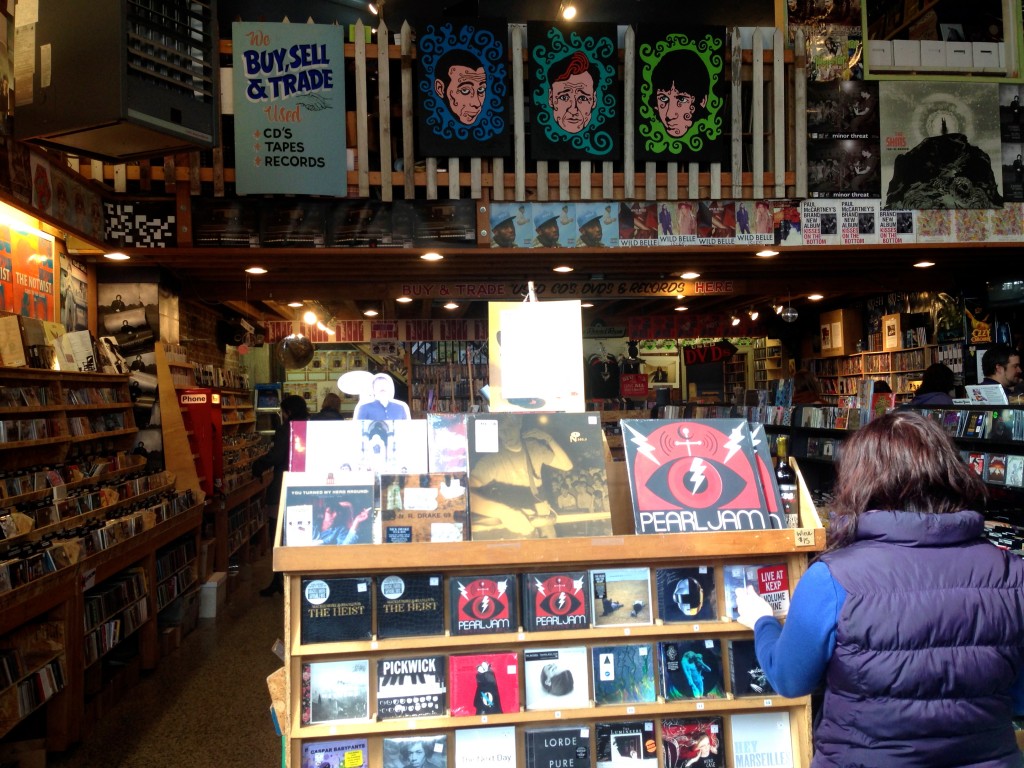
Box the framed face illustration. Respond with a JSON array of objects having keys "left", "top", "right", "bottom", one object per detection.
[
  {"left": 529, "top": 22, "right": 621, "bottom": 162},
  {"left": 635, "top": 27, "right": 727, "bottom": 164},
  {"left": 416, "top": 19, "right": 511, "bottom": 157}
]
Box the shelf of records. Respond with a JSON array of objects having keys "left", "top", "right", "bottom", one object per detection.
[
  {"left": 83, "top": 566, "right": 149, "bottom": 667},
  {"left": 0, "top": 481, "right": 199, "bottom": 596},
  {"left": 0, "top": 618, "right": 66, "bottom": 739},
  {"left": 162, "top": 342, "right": 250, "bottom": 390},
  {"left": 808, "top": 346, "right": 936, "bottom": 398},
  {"left": 272, "top": 413, "right": 821, "bottom": 550},
  {"left": 226, "top": 496, "right": 268, "bottom": 560}
]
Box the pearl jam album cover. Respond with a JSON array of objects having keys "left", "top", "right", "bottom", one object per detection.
[
  {"left": 747, "top": 422, "right": 787, "bottom": 529},
  {"left": 448, "top": 573, "right": 519, "bottom": 636},
  {"left": 524, "top": 726, "right": 591, "bottom": 768},
  {"left": 661, "top": 717, "right": 725, "bottom": 768},
  {"left": 467, "top": 413, "right": 612, "bottom": 541},
  {"left": 521, "top": 570, "right": 590, "bottom": 632},
  {"left": 657, "top": 639, "right": 725, "bottom": 701},
  {"left": 299, "top": 576, "right": 373, "bottom": 645},
  {"left": 376, "top": 654, "right": 447, "bottom": 720},
  {"left": 655, "top": 566, "right": 717, "bottom": 623},
  {"left": 620, "top": 419, "right": 770, "bottom": 535},
  {"left": 596, "top": 720, "right": 657, "bottom": 768},
  {"left": 448, "top": 652, "right": 520, "bottom": 716}
]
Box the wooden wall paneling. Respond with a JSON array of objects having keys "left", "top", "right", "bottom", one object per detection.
[
  {"left": 559, "top": 161, "right": 570, "bottom": 199},
  {"left": 161, "top": 155, "right": 174, "bottom": 193},
  {"left": 772, "top": 28, "right": 786, "bottom": 197},
  {"left": 602, "top": 160, "right": 613, "bottom": 199},
  {"left": 666, "top": 162, "right": 678, "bottom": 200},
  {"left": 471, "top": 158, "right": 482, "bottom": 199},
  {"left": 645, "top": 162, "right": 656, "bottom": 200},
  {"left": 426, "top": 157, "right": 438, "bottom": 199},
  {"left": 449, "top": 157, "right": 461, "bottom": 198},
  {"left": 355, "top": 21, "right": 370, "bottom": 197},
  {"left": 537, "top": 162, "right": 549, "bottom": 201},
  {"left": 512, "top": 24, "right": 527, "bottom": 202},
  {"left": 710, "top": 163, "right": 722, "bottom": 200},
  {"left": 688, "top": 161, "right": 699, "bottom": 199},
  {"left": 794, "top": 28, "right": 808, "bottom": 198},
  {"left": 580, "top": 161, "right": 591, "bottom": 199},
  {"left": 751, "top": 28, "right": 765, "bottom": 199},
  {"left": 377, "top": 20, "right": 394, "bottom": 202},
  {"left": 401, "top": 22, "right": 415, "bottom": 200},
  {"left": 731, "top": 28, "right": 744, "bottom": 199},
  {"left": 622, "top": 26, "right": 636, "bottom": 200}
]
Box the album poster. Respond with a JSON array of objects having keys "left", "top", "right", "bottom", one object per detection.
[
  {"left": 880, "top": 81, "right": 1002, "bottom": 210},
  {"left": 696, "top": 200, "right": 735, "bottom": 245},
  {"left": 416, "top": 19, "right": 511, "bottom": 158},
  {"left": 528, "top": 21, "right": 620, "bottom": 161},
  {"left": 669, "top": 200, "right": 701, "bottom": 245},
  {"left": 576, "top": 202, "right": 619, "bottom": 248},
  {"left": 379, "top": 473, "right": 468, "bottom": 544},
  {"left": 807, "top": 81, "right": 880, "bottom": 198},
  {"left": 489, "top": 202, "right": 535, "bottom": 248},
  {"left": 530, "top": 202, "right": 578, "bottom": 248},
  {"left": 772, "top": 199, "right": 802, "bottom": 245},
  {"left": 877, "top": 208, "right": 916, "bottom": 244},
  {"left": 999, "top": 85, "right": 1024, "bottom": 202},
  {"left": 800, "top": 199, "right": 841, "bottom": 246},
  {"left": 635, "top": 26, "right": 727, "bottom": 164},
  {"left": 618, "top": 201, "right": 659, "bottom": 247},
  {"left": 733, "top": 200, "right": 774, "bottom": 246}
]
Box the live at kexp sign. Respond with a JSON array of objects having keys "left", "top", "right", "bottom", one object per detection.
[{"left": 396, "top": 279, "right": 737, "bottom": 301}]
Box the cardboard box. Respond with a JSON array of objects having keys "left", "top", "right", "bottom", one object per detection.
[
  {"left": 946, "top": 42, "right": 973, "bottom": 69},
  {"left": 973, "top": 42, "right": 1000, "bottom": 69},
  {"left": 199, "top": 571, "right": 228, "bottom": 618},
  {"left": 868, "top": 39, "right": 894, "bottom": 68},
  {"left": 819, "top": 308, "right": 863, "bottom": 358},
  {"left": 893, "top": 39, "right": 921, "bottom": 68},
  {"left": 921, "top": 40, "right": 946, "bottom": 68}
]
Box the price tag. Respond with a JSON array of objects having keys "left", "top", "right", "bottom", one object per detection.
[
  {"left": 763, "top": 699, "right": 773, "bottom": 707},
  {"left": 481, "top": 716, "right": 488, "bottom": 724},
  {"left": 518, "top": 632, "right": 526, "bottom": 641},
  {"left": 794, "top": 528, "right": 815, "bottom": 547},
  {"left": 370, "top": 641, "right": 379, "bottom": 650},
  {"left": 626, "top": 706, "right": 636, "bottom": 715},
  {"left": 408, "top": 719, "right": 418, "bottom": 729},
  {"left": 692, "top": 624, "right": 700, "bottom": 632},
  {"left": 555, "top": 711, "right": 562, "bottom": 719},
  {"left": 623, "top": 627, "right": 631, "bottom": 636},
  {"left": 696, "top": 702, "right": 705, "bottom": 710}
]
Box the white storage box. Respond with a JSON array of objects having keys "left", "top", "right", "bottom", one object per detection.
[
  {"left": 868, "top": 39, "right": 894, "bottom": 68},
  {"left": 200, "top": 571, "right": 228, "bottom": 618}
]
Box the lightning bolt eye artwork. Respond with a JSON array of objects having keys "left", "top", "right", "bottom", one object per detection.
[
  {"left": 622, "top": 419, "right": 771, "bottom": 534},
  {"left": 450, "top": 575, "right": 519, "bottom": 635}
]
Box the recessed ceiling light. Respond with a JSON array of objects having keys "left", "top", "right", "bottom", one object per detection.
[
  {"left": 914, "top": 260, "right": 935, "bottom": 268},
  {"left": 421, "top": 252, "right": 444, "bottom": 261},
  {"left": 303, "top": 310, "right": 318, "bottom": 324},
  {"left": 553, "top": 265, "right": 574, "bottom": 273},
  {"left": 104, "top": 252, "right": 130, "bottom": 261},
  {"left": 680, "top": 271, "right": 700, "bottom": 279},
  {"left": 674, "top": 305, "right": 688, "bottom": 312},
  {"left": 581, "top": 302, "right": 594, "bottom": 308},
  {"left": 396, "top": 296, "right": 413, "bottom": 304},
  {"left": 245, "top": 266, "right": 267, "bottom": 274},
  {"left": 808, "top": 294, "right": 824, "bottom": 301},
  {"left": 444, "top": 301, "right": 459, "bottom": 310},
  {"left": 756, "top": 249, "right": 779, "bottom": 257},
  {"left": 287, "top": 302, "right": 304, "bottom": 308},
  {"left": 363, "top": 309, "right": 379, "bottom": 317}
]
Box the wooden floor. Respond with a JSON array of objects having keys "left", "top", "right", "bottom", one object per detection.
[{"left": 48, "top": 556, "right": 283, "bottom": 768}]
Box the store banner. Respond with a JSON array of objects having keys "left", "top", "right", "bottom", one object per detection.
[{"left": 232, "top": 22, "right": 346, "bottom": 196}]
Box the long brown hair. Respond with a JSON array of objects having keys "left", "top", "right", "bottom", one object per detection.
[{"left": 826, "top": 410, "right": 987, "bottom": 550}]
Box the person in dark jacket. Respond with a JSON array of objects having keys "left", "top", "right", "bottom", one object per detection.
[
  {"left": 736, "top": 410, "right": 1024, "bottom": 767},
  {"left": 252, "top": 394, "right": 308, "bottom": 595},
  {"left": 315, "top": 392, "right": 345, "bottom": 420},
  {"left": 906, "top": 362, "right": 955, "bottom": 407}
]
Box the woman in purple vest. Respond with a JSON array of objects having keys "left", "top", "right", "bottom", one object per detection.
[{"left": 737, "top": 410, "right": 1024, "bottom": 767}]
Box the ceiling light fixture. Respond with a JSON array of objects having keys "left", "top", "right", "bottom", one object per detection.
[
  {"left": 674, "top": 305, "right": 688, "bottom": 311},
  {"left": 730, "top": 315, "right": 741, "bottom": 327},
  {"left": 396, "top": 296, "right": 413, "bottom": 304},
  {"left": 368, "top": 2, "right": 378, "bottom": 13},
  {"left": 444, "top": 301, "right": 459, "bottom": 310},
  {"left": 774, "top": 304, "right": 783, "bottom": 315},
  {"left": 104, "top": 252, "right": 130, "bottom": 261},
  {"left": 808, "top": 293, "right": 824, "bottom": 301},
  {"left": 581, "top": 302, "right": 594, "bottom": 308},
  {"left": 363, "top": 308, "right": 379, "bottom": 317},
  {"left": 914, "top": 260, "right": 935, "bottom": 268},
  {"left": 559, "top": 0, "right": 577, "bottom": 19},
  {"left": 748, "top": 308, "right": 759, "bottom": 321},
  {"left": 245, "top": 266, "right": 267, "bottom": 274},
  {"left": 553, "top": 265, "right": 574, "bottom": 273},
  {"left": 680, "top": 271, "right": 700, "bottom": 279},
  {"left": 756, "top": 249, "right": 779, "bottom": 258},
  {"left": 303, "top": 310, "right": 318, "bottom": 324},
  {"left": 287, "top": 301, "right": 304, "bottom": 308},
  {"left": 421, "top": 251, "right": 443, "bottom": 261}
]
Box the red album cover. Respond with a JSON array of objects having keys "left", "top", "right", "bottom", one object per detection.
[
  {"left": 448, "top": 652, "right": 520, "bottom": 716},
  {"left": 748, "top": 423, "right": 786, "bottom": 529},
  {"left": 661, "top": 717, "right": 725, "bottom": 768},
  {"left": 449, "top": 574, "right": 519, "bottom": 635},
  {"left": 621, "top": 419, "right": 770, "bottom": 534},
  {"left": 522, "top": 571, "right": 590, "bottom": 631}
]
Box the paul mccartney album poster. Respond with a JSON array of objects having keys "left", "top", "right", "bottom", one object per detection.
[
  {"left": 621, "top": 419, "right": 770, "bottom": 534},
  {"left": 635, "top": 27, "right": 727, "bottom": 164},
  {"left": 880, "top": 81, "right": 1002, "bottom": 210},
  {"left": 416, "top": 19, "right": 511, "bottom": 157},
  {"left": 528, "top": 21, "right": 620, "bottom": 161}
]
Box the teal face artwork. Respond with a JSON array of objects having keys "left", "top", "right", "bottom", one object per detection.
[
  {"left": 636, "top": 28, "right": 726, "bottom": 163},
  {"left": 528, "top": 22, "right": 620, "bottom": 162}
]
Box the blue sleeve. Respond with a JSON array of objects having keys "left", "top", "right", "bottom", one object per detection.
[
  {"left": 1012, "top": 670, "right": 1024, "bottom": 714},
  {"left": 753, "top": 561, "right": 845, "bottom": 698}
]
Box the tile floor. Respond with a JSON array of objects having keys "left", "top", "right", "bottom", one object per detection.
[{"left": 49, "top": 555, "right": 284, "bottom": 768}]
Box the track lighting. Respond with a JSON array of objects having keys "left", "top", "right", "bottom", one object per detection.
[
  {"left": 730, "top": 315, "right": 741, "bottom": 327},
  {"left": 748, "top": 308, "right": 759, "bottom": 321},
  {"left": 558, "top": 0, "right": 577, "bottom": 19}
]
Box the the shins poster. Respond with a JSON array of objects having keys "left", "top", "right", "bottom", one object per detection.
[
  {"left": 528, "top": 22, "right": 620, "bottom": 162},
  {"left": 416, "top": 19, "right": 511, "bottom": 158},
  {"left": 635, "top": 27, "right": 727, "bottom": 164},
  {"left": 880, "top": 81, "right": 1002, "bottom": 210}
]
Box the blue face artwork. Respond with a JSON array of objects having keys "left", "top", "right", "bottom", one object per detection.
[{"left": 418, "top": 22, "right": 508, "bottom": 142}]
